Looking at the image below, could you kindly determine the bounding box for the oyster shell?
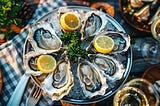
[80,11,108,40]
[41,56,74,101]
[58,7,74,15]
[89,54,125,81]
[28,21,62,53]
[106,31,130,54]
[57,7,83,32]
[24,51,56,76]
[134,5,150,22]
[86,31,130,54]
[130,0,144,8]
[77,58,108,98]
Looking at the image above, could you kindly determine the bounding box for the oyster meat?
[24,51,57,76]
[41,56,74,101]
[134,5,150,22]
[130,0,144,8]
[106,31,130,54]
[77,58,108,98]
[28,21,62,53]
[80,11,108,40]
[86,31,130,54]
[90,54,125,81]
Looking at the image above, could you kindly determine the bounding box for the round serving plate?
[23,6,132,104]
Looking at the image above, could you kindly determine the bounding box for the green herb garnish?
[61,31,88,62]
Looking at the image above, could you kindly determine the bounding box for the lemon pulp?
[60,12,80,31]
[37,54,56,73]
[93,36,114,54]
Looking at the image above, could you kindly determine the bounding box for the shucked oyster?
[24,51,58,76]
[24,51,43,76]
[28,21,62,53]
[80,11,108,40]
[130,0,144,8]
[41,55,74,101]
[106,31,130,54]
[89,54,125,81]
[86,31,130,54]
[77,58,108,98]
[134,5,150,22]
[130,0,154,8]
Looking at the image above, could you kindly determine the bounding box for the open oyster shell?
[80,11,108,40]
[28,21,62,54]
[24,51,44,76]
[57,7,82,32]
[86,31,130,54]
[134,5,150,22]
[89,54,125,81]
[77,58,108,98]
[130,0,144,8]
[42,56,74,101]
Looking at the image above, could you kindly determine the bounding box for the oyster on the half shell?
[130,0,144,8]
[134,5,150,22]
[86,31,130,54]
[24,51,47,76]
[28,21,62,53]
[89,54,125,81]
[77,58,108,98]
[41,56,74,101]
[80,11,108,40]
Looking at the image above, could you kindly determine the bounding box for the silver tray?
[24,6,132,104]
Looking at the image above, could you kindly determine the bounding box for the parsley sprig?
[61,31,88,62]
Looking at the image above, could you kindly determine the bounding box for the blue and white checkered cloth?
[0,0,66,105]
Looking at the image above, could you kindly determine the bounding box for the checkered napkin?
[0,0,66,106]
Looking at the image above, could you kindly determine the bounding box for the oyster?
[28,21,62,53]
[130,0,144,8]
[134,5,150,22]
[106,31,130,54]
[41,56,74,101]
[89,54,125,81]
[86,31,130,54]
[58,7,74,15]
[57,7,82,32]
[58,7,85,22]
[77,58,108,98]
[24,51,56,76]
[80,11,108,40]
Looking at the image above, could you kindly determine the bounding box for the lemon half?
[60,12,80,31]
[37,54,56,73]
[93,35,114,54]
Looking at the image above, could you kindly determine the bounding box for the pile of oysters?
[120,0,160,32]
[23,7,131,101]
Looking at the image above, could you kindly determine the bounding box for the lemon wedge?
[37,55,56,73]
[60,12,80,31]
[93,35,114,54]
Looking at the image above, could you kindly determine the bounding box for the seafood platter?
[23,6,132,104]
[119,0,160,33]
